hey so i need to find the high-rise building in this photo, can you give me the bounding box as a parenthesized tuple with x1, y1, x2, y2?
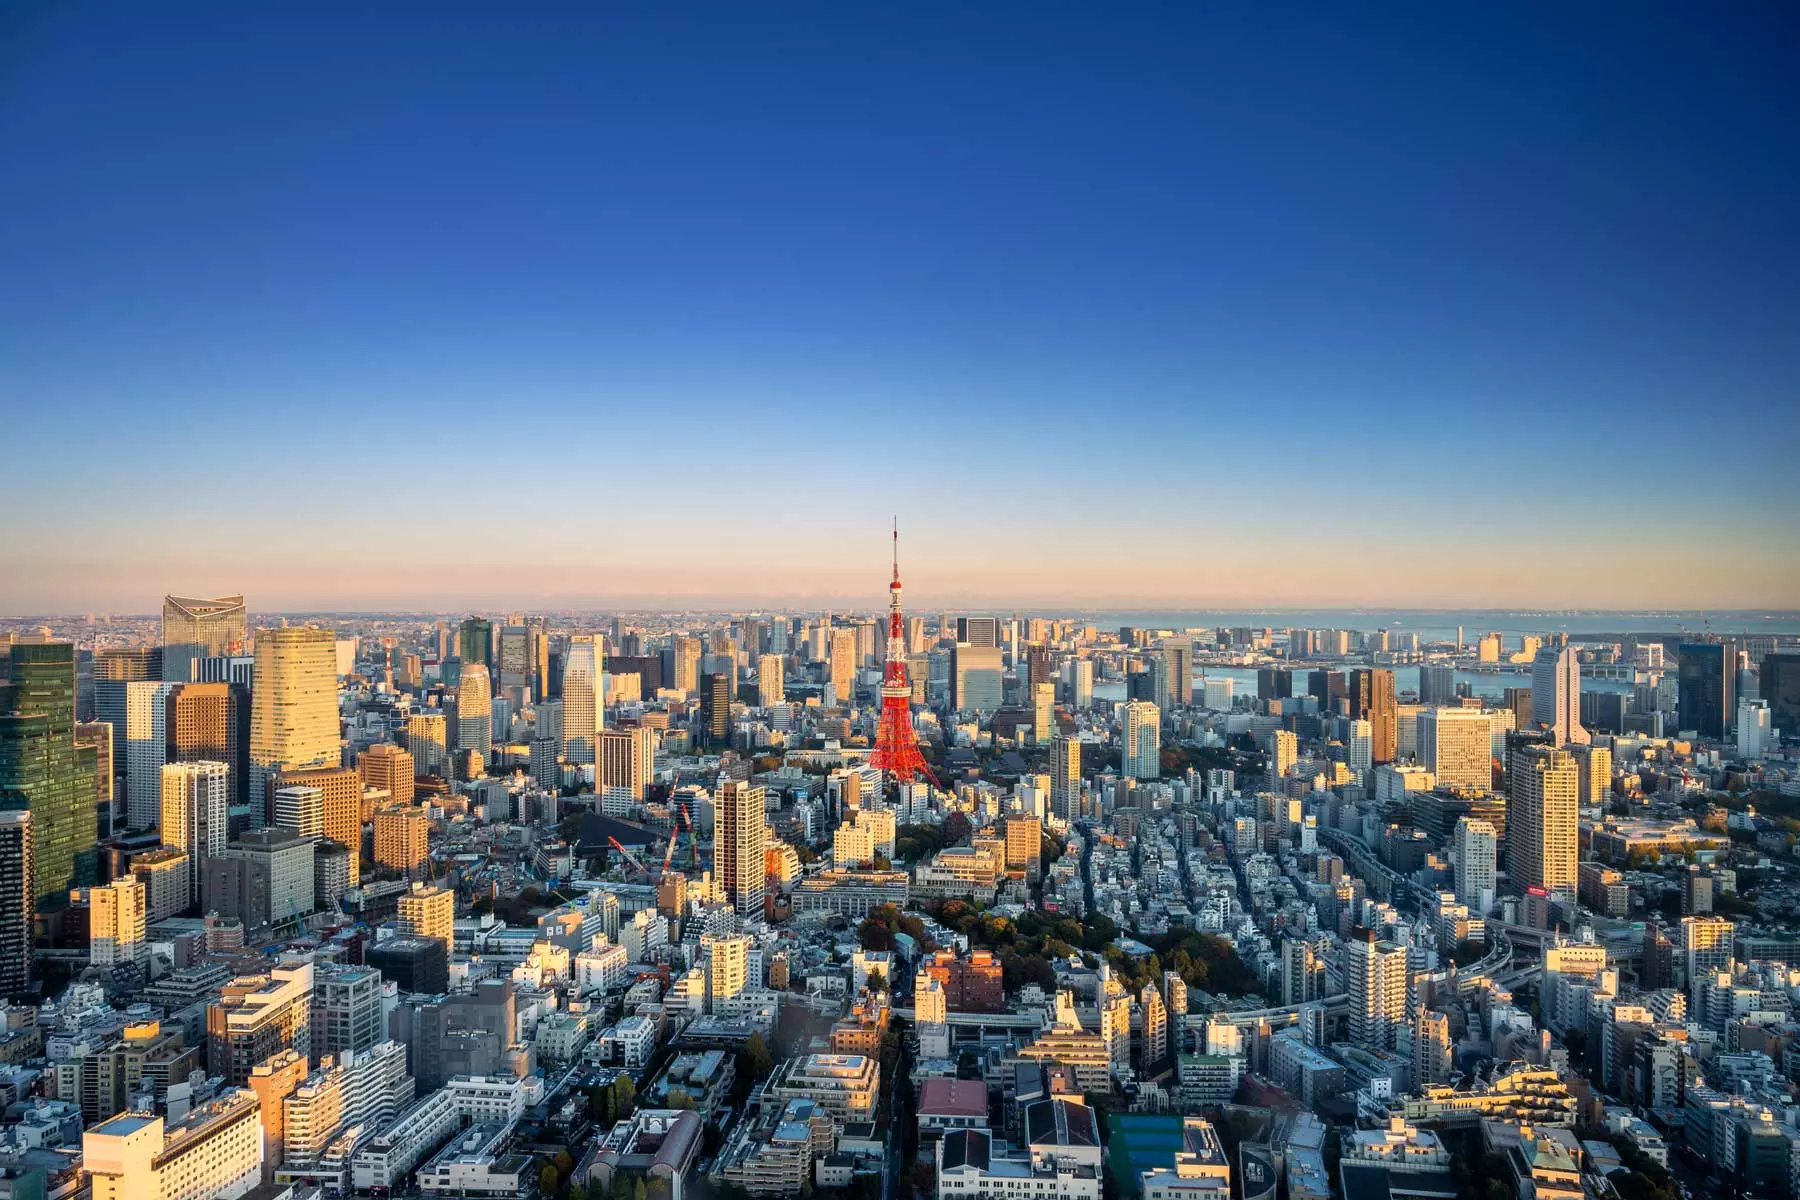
(161, 760, 229, 898)
(1419, 707, 1492, 792)
(1414, 1010, 1452, 1087)
(161, 594, 247, 684)
(1268, 730, 1297, 788)
(562, 635, 604, 764)
(273, 785, 324, 837)
(1281, 937, 1323, 1006)
(1347, 719, 1373, 780)
(1346, 927, 1408, 1052)
(311, 964, 387, 1059)
(1452, 817, 1498, 913)
(207, 959, 314, 1083)
(1677, 642, 1733, 740)
(403, 712, 448, 777)
(130, 846, 191, 921)
(398, 883, 455, 949)
(124, 680, 178, 829)
(88, 874, 148, 969)
(1761, 654, 1800, 736)
(701, 932, 752, 1012)
(166, 680, 251, 811)
(599, 727, 655, 800)
(85, 1090, 264, 1200)
(94, 647, 160, 804)
(1122, 701, 1160, 779)
(1069, 659, 1094, 709)
(1349, 669, 1397, 764)
(1256, 667, 1293, 702)
(249, 627, 340, 815)
(1031, 681, 1055, 744)
(829, 629, 858, 705)
(0, 812, 32, 997)
(454, 664, 492, 760)
(717, 780, 767, 916)
(1418, 664, 1457, 706)
(1051, 735, 1081, 821)
(1507, 745, 1579, 895)
(374, 807, 433, 876)
(0, 641, 99, 912)
(757, 654, 784, 707)
(458, 617, 493, 670)
(1738, 699, 1771, 759)
(957, 617, 1000, 649)
(1161, 639, 1192, 708)
(950, 644, 1004, 713)
(1531, 646, 1589, 745)
(671, 636, 702, 693)
(1569, 743, 1612, 809)
(357, 743, 415, 808)
(271, 765, 362, 883)
(497, 624, 531, 696)
(700, 672, 732, 748)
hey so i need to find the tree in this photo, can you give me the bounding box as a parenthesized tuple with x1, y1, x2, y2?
(555, 1151, 576, 1178)
(571, 1186, 589, 1200)
(666, 1086, 696, 1109)
(541, 1165, 562, 1195)
(612, 1074, 637, 1119)
(746, 1032, 773, 1079)
(943, 811, 973, 845)
(866, 967, 888, 993)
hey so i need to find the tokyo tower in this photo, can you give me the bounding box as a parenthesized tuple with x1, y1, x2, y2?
(868, 522, 938, 788)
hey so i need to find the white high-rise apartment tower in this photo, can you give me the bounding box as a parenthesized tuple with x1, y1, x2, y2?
(1508, 744, 1579, 895)
(161, 760, 228, 898)
(1346, 927, 1408, 1052)
(1452, 816, 1498, 913)
(1122, 701, 1160, 779)
(757, 654, 784, 707)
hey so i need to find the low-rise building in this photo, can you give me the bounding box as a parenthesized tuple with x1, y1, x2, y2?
(1139, 1117, 1231, 1200)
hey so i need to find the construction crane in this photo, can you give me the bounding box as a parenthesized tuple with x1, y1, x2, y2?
(608, 836, 652, 878)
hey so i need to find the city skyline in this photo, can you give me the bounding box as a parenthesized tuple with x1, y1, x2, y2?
(3, 5, 1798, 613)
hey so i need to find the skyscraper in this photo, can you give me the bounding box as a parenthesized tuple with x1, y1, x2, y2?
(1452, 817, 1498, 913)
(1762, 653, 1800, 735)
(166, 681, 251, 809)
(1161, 639, 1192, 708)
(1346, 927, 1408, 1052)
(124, 680, 178, 829)
(757, 654, 784, 707)
(1122, 700, 1161, 779)
(599, 727, 655, 800)
(161, 760, 229, 900)
(561, 635, 603, 764)
(717, 779, 766, 916)
(1419, 707, 1492, 792)
(1349, 669, 1397, 764)
(700, 672, 732, 749)
(161, 594, 247, 684)
(1267, 729, 1296, 788)
(956, 617, 1000, 649)
(1507, 744, 1579, 895)
(94, 647, 160, 803)
(454, 664, 492, 760)
(458, 617, 493, 670)
(0, 812, 32, 997)
(671, 636, 702, 693)
(1418, 664, 1457, 706)
(1677, 642, 1733, 740)
(88, 874, 148, 969)
(0, 641, 99, 912)
(1531, 646, 1589, 745)
(249, 627, 340, 816)
(829, 628, 858, 705)
(950, 644, 1004, 713)
(1050, 735, 1081, 821)
(497, 624, 531, 696)
(272, 765, 362, 884)
(357, 743, 415, 808)
(403, 712, 448, 777)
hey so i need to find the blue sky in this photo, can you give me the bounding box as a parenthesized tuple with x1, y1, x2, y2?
(2, 3, 1797, 612)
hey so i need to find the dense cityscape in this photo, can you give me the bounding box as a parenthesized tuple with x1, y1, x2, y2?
(0, 557, 1797, 1200)
(5, 7, 1799, 1200)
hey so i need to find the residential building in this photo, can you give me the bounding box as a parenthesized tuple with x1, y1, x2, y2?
(717, 780, 766, 916)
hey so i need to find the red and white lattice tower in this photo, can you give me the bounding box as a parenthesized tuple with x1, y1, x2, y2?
(868, 522, 937, 789)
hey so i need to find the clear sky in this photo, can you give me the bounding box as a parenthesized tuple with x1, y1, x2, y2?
(2, 3, 1797, 614)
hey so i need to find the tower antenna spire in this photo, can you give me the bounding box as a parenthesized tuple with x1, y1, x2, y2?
(892, 516, 899, 582)
(870, 519, 937, 789)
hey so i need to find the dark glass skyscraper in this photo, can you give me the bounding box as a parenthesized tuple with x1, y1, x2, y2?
(0, 642, 99, 913)
(458, 618, 493, 670)
(701, 671, 731, 748)
(1678, 642, 1732, 740)
(1761, 654, 1800, 738)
